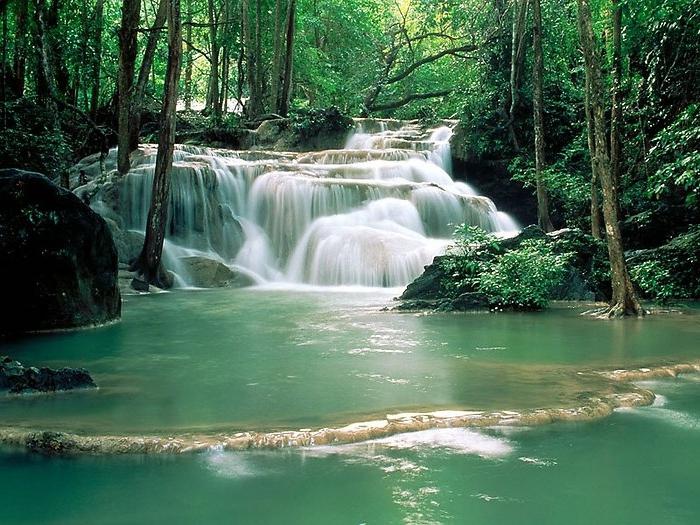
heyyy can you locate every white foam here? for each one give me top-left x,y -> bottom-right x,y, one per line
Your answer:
369,428 -> 513,458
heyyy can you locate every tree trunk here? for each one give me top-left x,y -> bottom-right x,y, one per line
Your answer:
584,69 -> 602,239
129,0 -> 168,152
89,0 -> 104,117
242,0 -> 263,118
508,0 -> 529,151
254,0 -> 264,111
33,0 -> 55,106
577,0 -> 643,317
269,0 -> 285,112
46,0 -> 70,99
117,0 -> 141,175
219,0 -> 230,114
13,0 -> 28,97
532,0 -> 553,232
183,0 -> 193,111
132,0 -> 182,290
278,0 -> 296,116
205,0 -> 221,119
610,0 -> 623,194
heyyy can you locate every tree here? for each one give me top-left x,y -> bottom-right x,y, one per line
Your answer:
609,0 -> 622,193
131,0 -> 182,289
117,0 -> 141,175
129,0 -> 169,151
577,0 -> 643,317
278,0 -> 297,116
532,0 -> 553,232
508,0 -> 529,151
89,0 -> 105,118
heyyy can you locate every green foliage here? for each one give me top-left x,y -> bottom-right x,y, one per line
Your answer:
289,106 -> 354,141
647,104 -> 700,208
479,240 -> 572,310
440,225 -> 501,296
0,100 -> 72,179
440,226 -> 572,310
629,260 -> 685,302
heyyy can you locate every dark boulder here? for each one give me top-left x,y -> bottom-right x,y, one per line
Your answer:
0,356 -> 96,394
399,256 -> 447,301
0,169 -> 121,335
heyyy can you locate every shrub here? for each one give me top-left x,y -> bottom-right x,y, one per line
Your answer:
478,239 -> 572,310
289,106 -> 354,141
440,226 -> 573,310
439,225 -> 501,296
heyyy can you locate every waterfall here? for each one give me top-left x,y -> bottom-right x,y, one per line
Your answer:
90,119 -> 519,288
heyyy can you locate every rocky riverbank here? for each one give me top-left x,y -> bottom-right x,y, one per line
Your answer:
0,356 -> 96,394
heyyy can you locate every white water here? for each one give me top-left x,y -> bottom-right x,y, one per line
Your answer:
95,119 -> 519,287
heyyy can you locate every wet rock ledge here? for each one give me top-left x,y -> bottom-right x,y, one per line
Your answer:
0,356 -> 96,394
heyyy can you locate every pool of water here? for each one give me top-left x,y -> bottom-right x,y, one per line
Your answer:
1,375 -> 699,524
1,289 -> 698,434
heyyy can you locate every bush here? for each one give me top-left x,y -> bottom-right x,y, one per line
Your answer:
629,260 -> 685,303
289,106 -> 354,142
440,226 -> 573,310
440,225 -> 501,296
478,239 -> 573,310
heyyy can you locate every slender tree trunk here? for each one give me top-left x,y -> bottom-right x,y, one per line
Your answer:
89,0 -> 104,117
278,0 -> 296,116
532,0 -> 553,232
117,0 -> 141,175
132,0 -> 182,290
33,0 -> 54,106
46,0 -> 70,99
129,0 -> 168,151
585,70 -> 602,239
577,0 -> 643,317
610,0 -> 623,194
13,0 -> 28,97
183,0 -> 193,110
254,0 -> 264,110
219,0 -> 230,114
205,0 -> 220,119
270,0 -> 285,111
242,0 -> 263,118
2,3 -> 7,125
508,0 -> 529,151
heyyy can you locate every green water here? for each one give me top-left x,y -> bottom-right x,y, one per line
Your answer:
1,289 -> 699,434
1,290 -> 700,523
1,377 -> 699,524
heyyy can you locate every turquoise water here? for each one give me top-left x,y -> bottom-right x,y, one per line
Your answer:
1,376 -> 699,524
1,290 -> 698,434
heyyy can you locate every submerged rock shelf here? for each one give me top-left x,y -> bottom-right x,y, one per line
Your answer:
2,361 -> 696,456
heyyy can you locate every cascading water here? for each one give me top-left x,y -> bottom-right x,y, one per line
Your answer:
89,120 -> 519,288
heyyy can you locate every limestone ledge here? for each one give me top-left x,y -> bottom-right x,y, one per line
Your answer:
0,387 -> 654,456
2,361 -> 698,456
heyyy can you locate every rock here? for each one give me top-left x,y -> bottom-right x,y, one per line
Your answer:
449,292 -> 490,310
25,431 -> 80,456
0,357 -> 96,394
0,169 -> 121,335
399,256 -> 447,300
179,256 -> 255,288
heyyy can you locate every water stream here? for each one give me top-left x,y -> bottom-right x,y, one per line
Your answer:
89,119 -> 518,287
